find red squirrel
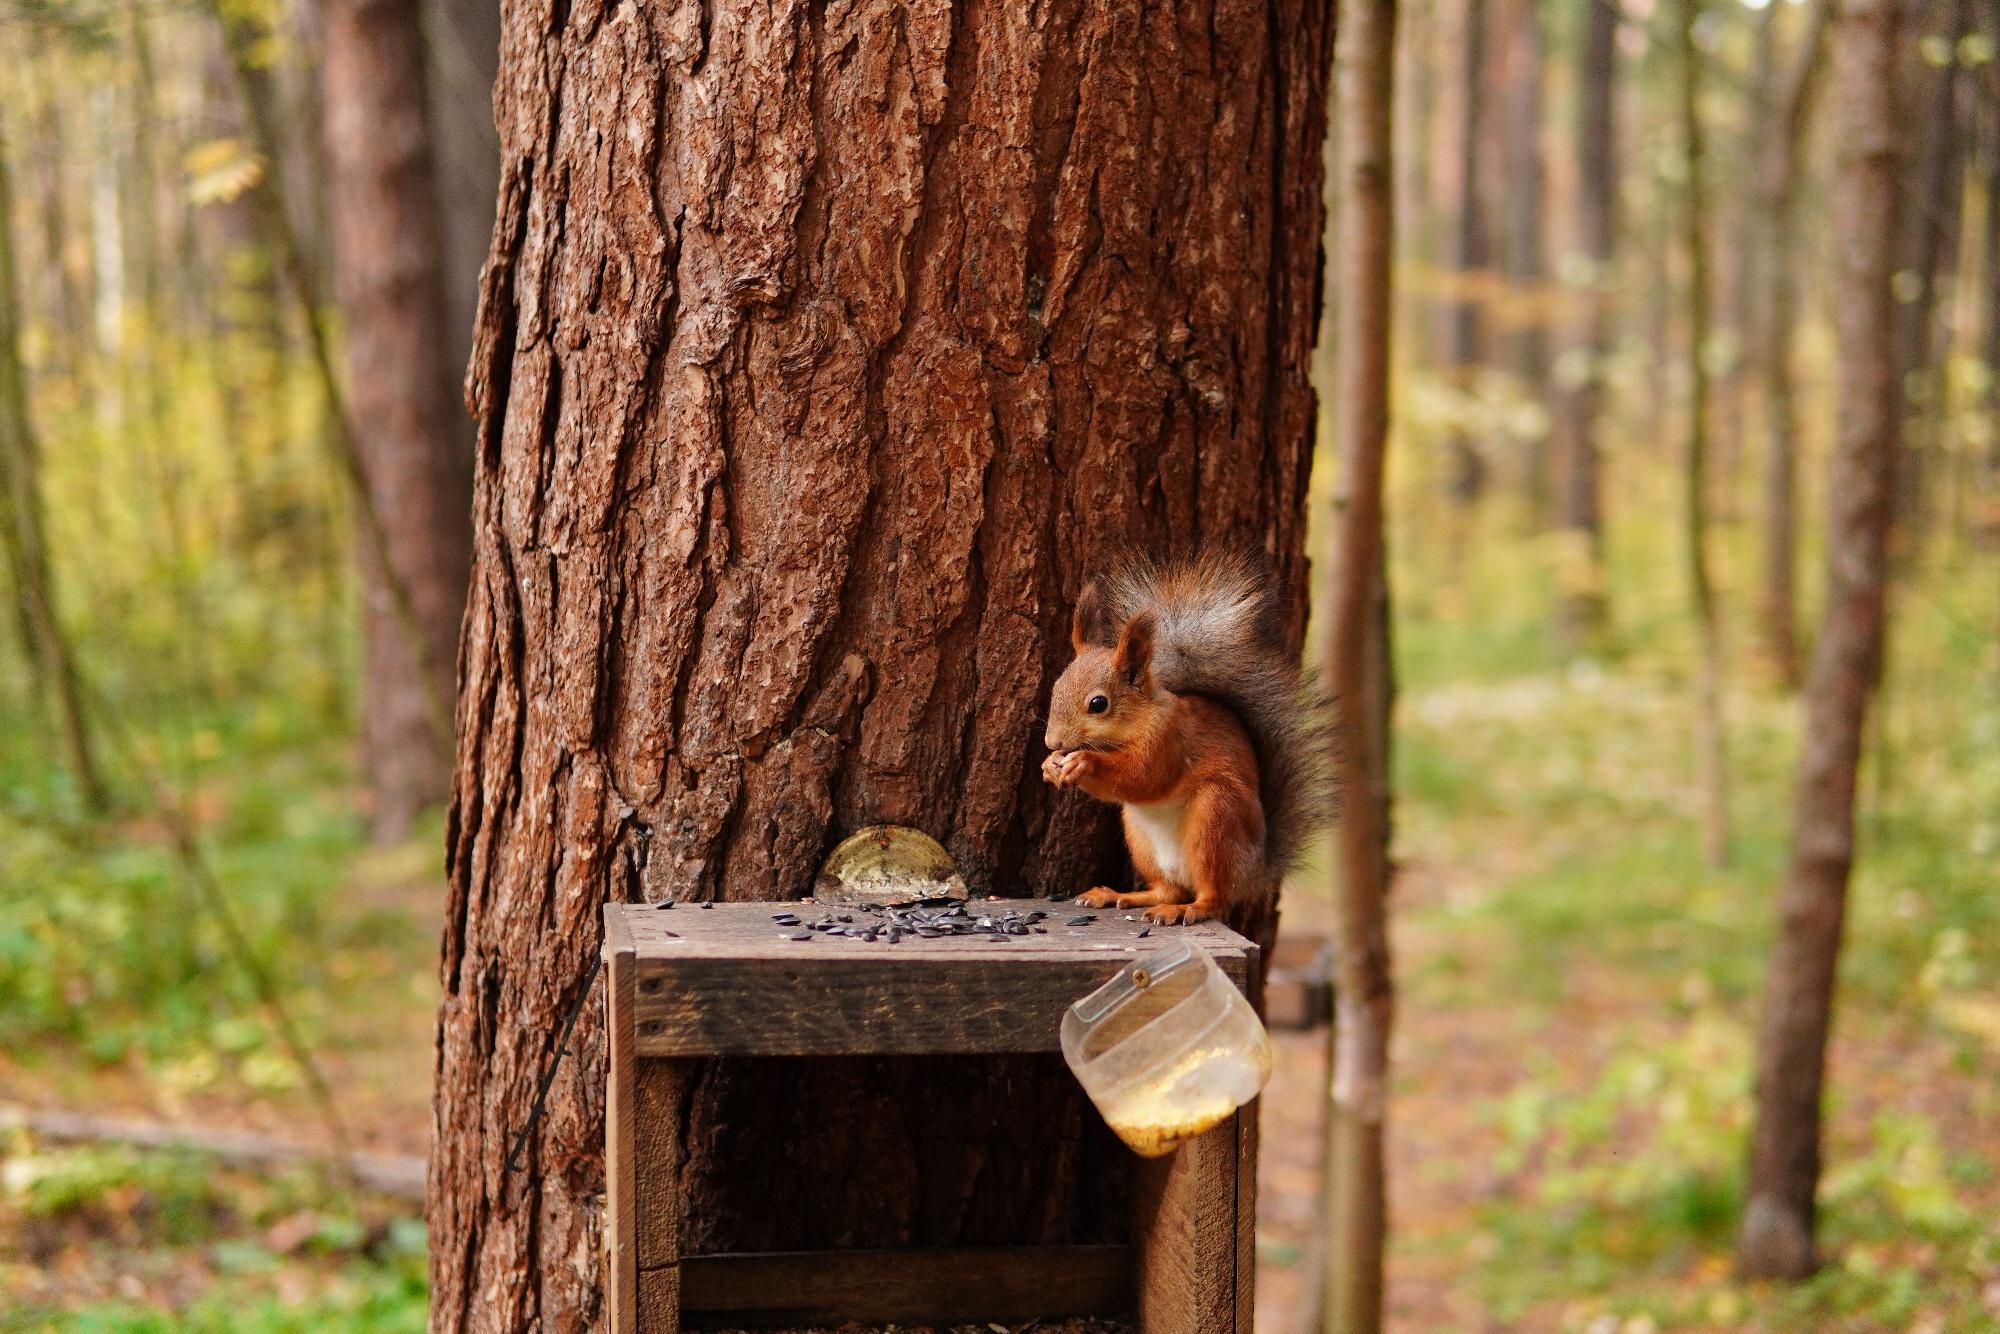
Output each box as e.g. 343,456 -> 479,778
1041,554 -> 1330,925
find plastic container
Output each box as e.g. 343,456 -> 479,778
1060,940 -> 1273,1157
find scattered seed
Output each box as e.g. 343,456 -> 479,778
1136,927 -> 1152,938
1067,916 -> 1095,926
790,932 -> 814,941
655,900 -> 675,910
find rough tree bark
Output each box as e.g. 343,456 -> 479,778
1753,0 -> 1831,690
1736,0 -> 1903,1281
427,2 -> 1334,1329
323,0 -> 474,842
1318,0 -> 1397,1323
1552,0 -> 1618,648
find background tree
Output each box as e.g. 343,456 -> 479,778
322,0 -> 472,841
1319,0 -> 1398,1322
1892,0 -> 1972,537
1675,0 -> 1729,868
1737,0 -> 1905,1280
1494,0 -> 1551,519
426,2 -> 1335,1325
1442,0 -> 1491,512
1751,0 -> 1831,689
0,120 -> 106,811
422,0 -> 500,386
1551,0 -> 1618,648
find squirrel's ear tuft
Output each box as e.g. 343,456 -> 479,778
1114,611 -> 1156,685
1072,582 -> 1113,651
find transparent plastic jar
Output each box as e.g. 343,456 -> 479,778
1060,940 -> 1273,1157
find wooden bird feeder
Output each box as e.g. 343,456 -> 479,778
603,899 -> 1261,1331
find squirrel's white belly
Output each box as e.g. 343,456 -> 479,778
1127,798 -> 1190,884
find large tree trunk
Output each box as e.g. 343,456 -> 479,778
1552,0 -> 1619,647
427,2 -> 1334,1329
1318,0 -> 1397,1324
323,0 -> 473,842
1736,0 -> 1903,1281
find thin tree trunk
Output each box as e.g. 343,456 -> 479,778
1894,0 -> 1971,537
1553,0 -> 1618,649
1496,0 -> 1551,521
1319,0 -> 1397,1323
197,32 -> 286,520
1677,0 -> 1729,868
24,44 -> 89,379
209,0 -> 456,758
1755,0 -> 1832,690
1712,8 -> 1785,532
0,129 -> 108,812
1981,11 -> 2000,510
422,0 -> 500,384
428,3 -> 1335,1328
1444,0 -> 1490,508
323,0 -> 473,842
1737,0 -> 1904,1281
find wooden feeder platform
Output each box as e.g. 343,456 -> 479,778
603,898 -> 1261,1332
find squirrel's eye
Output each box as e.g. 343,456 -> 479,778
1087,694 -> 1109,715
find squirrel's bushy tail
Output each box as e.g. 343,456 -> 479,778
1102,551 -> 1334,876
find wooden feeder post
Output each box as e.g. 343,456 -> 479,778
602,900 -> 1261,1332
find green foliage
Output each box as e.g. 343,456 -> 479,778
0,709 -> 370,1081
0,1138 -> 428,1332
6,1143 -> 225,1245
1381,491 -> 2000,1330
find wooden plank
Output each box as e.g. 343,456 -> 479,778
669,1245 -> 1132,1326
632,1062 -> 687,1271
1131,1113 -> 1245,1333
617,898 -> 1254,964
602,919 -> 638,1334
613,900 -> 1255,1058
637,1267 -> 680,1334
1235,1101 -> 1259,1332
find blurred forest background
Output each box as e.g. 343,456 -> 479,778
0,0 -> 1994,1330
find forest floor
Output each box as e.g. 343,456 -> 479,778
3,567 -> 1998,1332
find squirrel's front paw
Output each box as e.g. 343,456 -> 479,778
1043,749 -> 1093,789
1144,900 -> 1219,925
1075,886 -> 1121,908
1056,750 -> 1095,787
